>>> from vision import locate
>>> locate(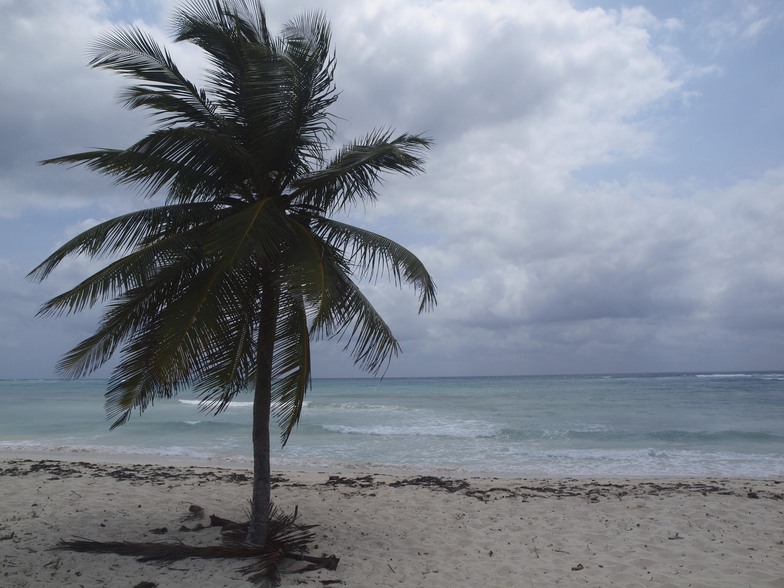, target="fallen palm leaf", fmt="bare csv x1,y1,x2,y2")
56,504,337,586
